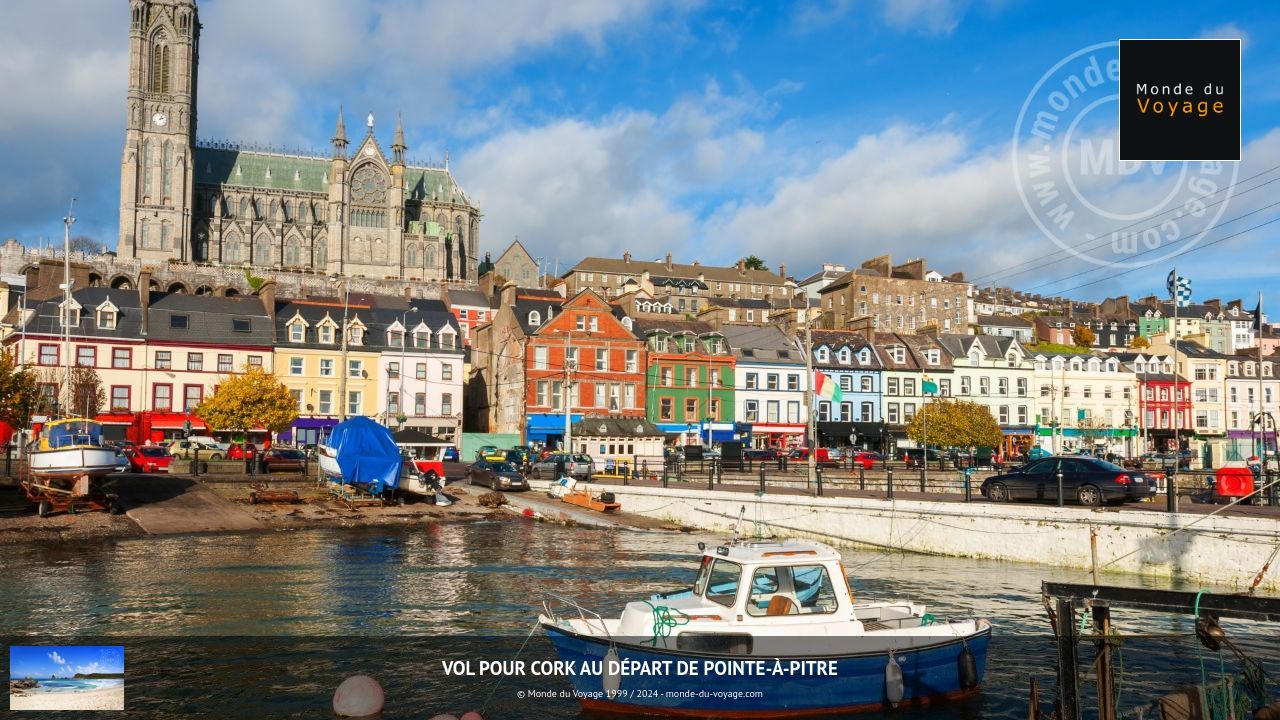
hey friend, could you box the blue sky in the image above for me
[1,0,1278,305]
[9,645,124,678]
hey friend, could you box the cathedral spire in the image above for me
[332,106,348,159]
[392,112,406,165]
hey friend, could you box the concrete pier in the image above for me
[530,480,1280,591]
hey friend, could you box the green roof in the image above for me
[402,166,460,203]
[195,147,329,194]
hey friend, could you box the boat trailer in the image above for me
[21,476,121,518]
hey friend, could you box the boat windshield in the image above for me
[46,421,102,448]
[745,564,838,616]
[698,559,742,608]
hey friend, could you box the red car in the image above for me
[126,445,174,473]
[850,451,879,470]
[788,447,843,468]
[227,443,258,460]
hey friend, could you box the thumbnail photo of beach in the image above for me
[8,645,124,711]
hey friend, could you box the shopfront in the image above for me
[525,413,583,449]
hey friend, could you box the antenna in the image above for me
[730,504,746,544]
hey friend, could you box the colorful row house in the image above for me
[638,319,737,445]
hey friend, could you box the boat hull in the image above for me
[543,624,989,717]
[317,447,342,480]
[29,447,119,479]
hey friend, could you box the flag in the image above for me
[814,372,842,404]
[1253,293,1263,333]
[922,376,938,395]
[1166,270,1192,308]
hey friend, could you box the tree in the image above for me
[1071,324,1096,348]
[69,235,108,255]
[1128,335,1150,349]
[69,365,105,418]
[741,255,768,271]
[194,366,298,435]
[906,399,1002,451]
[0,348,39,429]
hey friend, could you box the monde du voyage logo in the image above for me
[1120,38,1241,161]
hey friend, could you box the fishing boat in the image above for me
[29,419,120,480]
[539,538,991,717]
[317,417,402,504]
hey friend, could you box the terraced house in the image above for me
[873,332,951,456]
[938,335,1035,458]
[720,325,807,450]
[372,300,463,442]
[640,319,736,445]
[808,330,882,448]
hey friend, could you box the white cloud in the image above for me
[882,0,971,35]
[75,662,108,676]
[1199,22,1249,49]
[48,651,65,665]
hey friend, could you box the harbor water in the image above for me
[2,519,1277,718]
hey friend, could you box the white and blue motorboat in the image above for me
[539,539,991,717]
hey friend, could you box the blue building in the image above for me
[809,330,884,448]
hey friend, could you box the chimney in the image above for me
[500,281,517,308]
[404,286,413,301]
[737,259,746,275]
[778,262,786,279]
[1204,298,1221,312]
[665,253,673,270]
[255,280,277,342]
[137,268,151,336]
[623,251,632,264]
[861,255,891,278]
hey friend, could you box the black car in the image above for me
[742,448,779,462]
[465,460,530,491]
[981,456,1158,506]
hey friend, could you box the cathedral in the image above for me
[116,0,480,283]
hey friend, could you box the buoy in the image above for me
[460,713,485,720]
[522,508,535,518]
[332,675,384,717]
[958,646,979,689]
[884,655,904,707]
[602,647,621,698]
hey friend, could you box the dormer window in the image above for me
[860,349,871,364]
[926,350,939,365]
[969,351,980,365]
[388,328,405,348]
[816,347,830,363]
[890,346,905,363]
[348,326,364,346]
[319,324,334,344]
[289,322,305,343]
[439,330,456,350]
[413,330,429,349]
[622,317,633,330]
[838,348,851,364]
[97,308,117,330]
[528,311,541,326]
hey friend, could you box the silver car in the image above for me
[531,453,594,480]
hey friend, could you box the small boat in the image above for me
[539,539,990,717]
[317,416,402,497]
[549,476,620,513]
[29,419,120,481]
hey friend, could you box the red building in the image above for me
[443,288,492,348]
[1138,372,1192,452]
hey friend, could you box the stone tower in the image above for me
[117,0,199,262]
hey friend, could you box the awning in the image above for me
[291,418,339,430]
[526,413,582,433]
[95,412,134,426]
[147,413,209,430]
[657,423,699,435]
[750,423,805,435]
[392,428,451,446]
[1001,426,1036,435]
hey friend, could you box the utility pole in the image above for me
[61,199,76,417]
[562,326,575,453]
[802,293,816,489]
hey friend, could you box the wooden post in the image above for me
[1054,597,1080,720]
[1093,604,1115,720]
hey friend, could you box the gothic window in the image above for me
[269,200,278,221]
[160,221,171,251]
[139,220,150,250]
[350,165,388,204]
[435,212,447,231]
[282,200,292,223]
[149,32,170,94]
[314,237,327,267]
[194,228,209,261]
[224,233,241,263]
[424,244,436,268]
[162,141,173,200]
[211,195,221,216]
[405,243,419,267]
[254,235,271,265]
[239,198,249,218]
[143,141,154,200]
[285,239,301,266]
[454,217,464,243]
[297,201,308,223]
[251,199,261,220]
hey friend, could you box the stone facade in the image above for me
[818,255,972,334]
[116,0,479,284]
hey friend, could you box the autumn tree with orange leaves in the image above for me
[194,366,297,435]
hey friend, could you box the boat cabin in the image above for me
[38,419,104,450]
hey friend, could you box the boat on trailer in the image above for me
[29,419,120,480]
[539,538,991,717]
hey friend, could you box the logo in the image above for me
[1013,42,1238,269]
[1119,39,1241,161]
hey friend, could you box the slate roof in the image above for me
[22,288,145,340]
[937,333,1025,360]
[1169,340,1229,359]
[976,314,1034,329]
[720,325,802,365]
[808,330,882,369]
[703,296,773,309]
[510,288,565,335]
[275,295,460,353]
[566,257,788,286]
[571,415,665,438]
[871,332,953,371]
[632,318,720,337]
[444,288,491,309]
[147,293,273,346]
[196,148,330,194]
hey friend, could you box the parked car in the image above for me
[1026,446,1052,461]
[443,447,460,462]
[187,435,229,453]
[531,453,595,480]
[505,448,532,469]
[166,439,226,461]
[787,447,842,467]
[476,445,506,462]
[902,448,942,468]
[226,443,260,461]
[850,451,879,470]
[980,456,1159,506]
[112,448,130,473]
[742,448,779,462]
[260,448,306,473]
[465,460,530,491]
[125,445,174,473]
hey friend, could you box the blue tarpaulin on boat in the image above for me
[326,417,402,494]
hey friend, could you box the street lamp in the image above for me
[330,275,350,421]
[398,307,419,427]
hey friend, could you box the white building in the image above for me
[937,335,1035,456]
[1032,353,1138,454]
[375,303,464,442]
[1224,353,1279,459]
[720,325,808,449]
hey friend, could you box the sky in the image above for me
[9,645,125,679]
[1,0,1278,306]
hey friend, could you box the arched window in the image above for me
[149,32,171,93]
[224,233,241,263]
[314,237,327,267]
[162,141,173,200]
[269,200,278,221]
[425,244,436,268]
[211,195,221,216]
[454,216,465,243]
[254,235,271,264]
[405,243,419,267]
[239,198,249,218]
[528,311,541,326]
[139,220,150,249]
[143,141,154,199]
[296,201,308,223]
[284,239,300,266]
[282,200,292,223]
[160,221,170,251]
